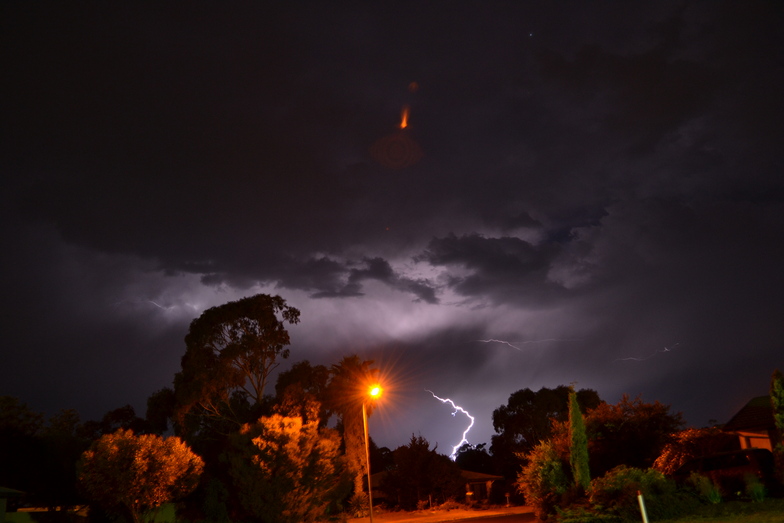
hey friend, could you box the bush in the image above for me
[590,466,699,521]
[687,472,721,504]
[516,441,571,520]
[745,474,766,502]
[556,506,622,523]
[346,492,368,518]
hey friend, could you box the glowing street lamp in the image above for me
[363,383,383,523]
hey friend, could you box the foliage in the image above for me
[746,474,767,502]
[653,426,737,475]
[381,435,465,511]
[0,396,45,436]
[771,370,784,445]
[455,442,496,474]
[771,369,784,481]
[556,505,623,523]
[590,466,696,522]
[569,390,591,491]
[79,404,149,440]
[325,355,379,495]
[173,294,300,430]
[369,438,395,474]
[227,413,346,523]
[346,491,369,518]
[0,399,91,509]
[146,388,176,435]
[687,472,722,504]
[582,394,684,477]
[657,498,784,522]
[516,440,570,520]
[275,360,330,426]
[491,386,602,481]
[78,429,203,523]
[202,478,231,523]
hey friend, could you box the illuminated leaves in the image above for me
[77,429,203,523]
[228,414,344,523]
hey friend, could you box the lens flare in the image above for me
[399,105,409,129]
[370,131,423,169]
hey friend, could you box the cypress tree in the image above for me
[569,389,591,490]
[770,369,784,480]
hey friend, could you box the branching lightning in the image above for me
[476,338,582,351]
[614,342,681,362]
[147,300,174,311]
[426,390,474,460]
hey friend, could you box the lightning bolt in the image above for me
[476,339,523,350]
[476,338,581,351]
[147,300,174,311]
[614,342,681,362]
[426,390,474,460]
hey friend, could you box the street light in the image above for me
[363,383,383,523]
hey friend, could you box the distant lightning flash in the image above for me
[147,300,174,311]
[426,390,474,460]
[477,339,522,350]
[476,338,581,351]
[614,342,681,362]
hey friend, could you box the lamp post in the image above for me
[363,384,382,523]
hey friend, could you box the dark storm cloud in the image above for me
[308,257,438,304]
[536,43,716,152]
[416,234,563,304]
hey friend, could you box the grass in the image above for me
[657,498,784,523]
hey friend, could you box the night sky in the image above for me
[2,1,783,453]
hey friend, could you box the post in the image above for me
[637,490,649,523]
[363,402,374,523]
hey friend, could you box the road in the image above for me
[448,514,536,523]
[350,507,536,523]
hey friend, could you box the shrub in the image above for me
[516,440,570,520]
[590,466,698,521]
[556,506,622,523]
[346,492,368,518]
[687,472,721,504]
[745,474,766,502]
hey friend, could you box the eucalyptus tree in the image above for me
[173,294,300,431]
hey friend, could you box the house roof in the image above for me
[370,469,503,488]
[0,486,25,498]
[723,396,776,432]
[460,470,504,482]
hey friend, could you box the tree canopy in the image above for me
[325,355,379,496]
[568,389,590,490]
[491,385,602,479]
[227,414,346,523]
[78,429,203,523]
[454,442,495,475]
[548,394,684,479]
[381,435,464,510]
[173,294,300,430]
[652,426,736,475]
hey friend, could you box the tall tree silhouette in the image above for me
[173,294,300,431]
[326,355,378,496]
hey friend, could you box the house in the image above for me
[461,470,504,503]
[723,396,778,451]
[0,487,24,523]
[370,469,503,505]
